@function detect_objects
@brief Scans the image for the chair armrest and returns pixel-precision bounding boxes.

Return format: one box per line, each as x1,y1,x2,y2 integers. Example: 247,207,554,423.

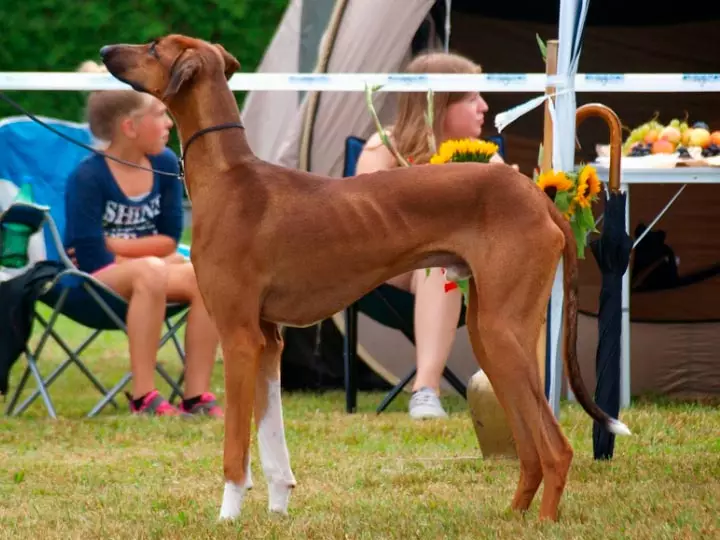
0,201,49,232
43,267,128,303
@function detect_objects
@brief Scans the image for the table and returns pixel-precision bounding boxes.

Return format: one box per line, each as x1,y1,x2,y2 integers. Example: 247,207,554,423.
593,165,720,408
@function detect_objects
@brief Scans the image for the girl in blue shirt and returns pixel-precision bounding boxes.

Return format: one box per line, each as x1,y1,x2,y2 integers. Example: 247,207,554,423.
64,60,221,417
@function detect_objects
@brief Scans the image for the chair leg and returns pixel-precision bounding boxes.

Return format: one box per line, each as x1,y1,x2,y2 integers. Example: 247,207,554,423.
376,367,416,414
36,318,118,408
163,314,187,405
14,326,119,415
344,303,359,413
5,364,31,416
156,363,183,397
11,358,72,416
441,366,468,400
86,372,132,418
5,349,59,419
26,352,57,419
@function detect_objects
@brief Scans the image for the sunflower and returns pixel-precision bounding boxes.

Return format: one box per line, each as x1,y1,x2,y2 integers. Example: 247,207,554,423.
429,138,499,165
535,169,573,197
580,165,602,198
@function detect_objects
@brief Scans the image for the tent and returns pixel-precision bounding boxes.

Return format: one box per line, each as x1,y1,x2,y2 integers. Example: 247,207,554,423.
243,0,720,400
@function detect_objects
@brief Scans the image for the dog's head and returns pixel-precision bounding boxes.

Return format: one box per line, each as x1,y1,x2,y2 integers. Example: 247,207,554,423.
99,34,240,102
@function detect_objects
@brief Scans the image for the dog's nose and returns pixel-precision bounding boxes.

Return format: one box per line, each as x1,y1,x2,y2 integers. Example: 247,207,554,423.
99,45,114,59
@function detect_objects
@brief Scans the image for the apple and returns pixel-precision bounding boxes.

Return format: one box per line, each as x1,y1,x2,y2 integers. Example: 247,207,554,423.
652,139,675,154
682,128,694,146
689,128,711,148
644,129,659,144
659,126,681,144
711,131,720,146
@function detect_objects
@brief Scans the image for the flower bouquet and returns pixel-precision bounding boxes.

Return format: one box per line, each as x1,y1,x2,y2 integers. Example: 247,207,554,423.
534,163,603,259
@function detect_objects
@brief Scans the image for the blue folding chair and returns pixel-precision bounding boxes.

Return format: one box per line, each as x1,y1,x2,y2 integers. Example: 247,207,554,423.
0,116,188,418
339,134,510,413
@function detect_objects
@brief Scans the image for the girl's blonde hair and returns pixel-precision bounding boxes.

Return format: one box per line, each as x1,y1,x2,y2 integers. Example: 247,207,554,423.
391,51,482,165
77,60,152,142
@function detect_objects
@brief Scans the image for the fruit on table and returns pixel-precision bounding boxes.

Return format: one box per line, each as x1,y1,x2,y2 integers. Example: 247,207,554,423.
701,144,720,158
689,128,711,148
659,126,681,144
622,113,715,156
652,139,675,154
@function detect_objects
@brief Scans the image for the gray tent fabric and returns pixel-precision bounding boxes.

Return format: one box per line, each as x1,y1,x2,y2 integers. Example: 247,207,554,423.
240,0,304,162
271,0,437,176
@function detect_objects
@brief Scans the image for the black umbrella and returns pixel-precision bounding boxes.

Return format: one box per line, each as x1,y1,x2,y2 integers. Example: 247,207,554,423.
589,189,633,460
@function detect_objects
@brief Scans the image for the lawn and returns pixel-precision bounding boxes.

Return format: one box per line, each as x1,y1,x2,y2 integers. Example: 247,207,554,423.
1,308,718,539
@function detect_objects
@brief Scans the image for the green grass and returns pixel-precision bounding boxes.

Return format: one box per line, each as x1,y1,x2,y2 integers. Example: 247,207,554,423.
1,310,718,539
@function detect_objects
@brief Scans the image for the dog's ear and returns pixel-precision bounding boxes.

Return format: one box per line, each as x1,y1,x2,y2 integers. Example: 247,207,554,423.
214,44,240,80
163,52,201,100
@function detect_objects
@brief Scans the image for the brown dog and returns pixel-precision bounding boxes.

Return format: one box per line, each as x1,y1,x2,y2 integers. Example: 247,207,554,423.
99,34,630,522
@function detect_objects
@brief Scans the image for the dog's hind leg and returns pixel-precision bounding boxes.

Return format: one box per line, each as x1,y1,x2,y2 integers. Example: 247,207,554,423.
465,283,544,511
254,321,296,515
218,320,265,520
465,227,573,521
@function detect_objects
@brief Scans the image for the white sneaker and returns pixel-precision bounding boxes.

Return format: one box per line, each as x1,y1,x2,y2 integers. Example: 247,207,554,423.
409,387,448,419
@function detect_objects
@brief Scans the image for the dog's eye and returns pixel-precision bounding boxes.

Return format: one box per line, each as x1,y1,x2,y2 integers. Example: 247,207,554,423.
148,41,159,57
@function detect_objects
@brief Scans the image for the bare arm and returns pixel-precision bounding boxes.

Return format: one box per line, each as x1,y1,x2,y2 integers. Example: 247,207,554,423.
355,133,398,175
105,235,177,259
490,151,520,171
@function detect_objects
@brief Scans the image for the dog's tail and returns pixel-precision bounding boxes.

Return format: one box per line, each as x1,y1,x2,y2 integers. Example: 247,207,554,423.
548,199,631,437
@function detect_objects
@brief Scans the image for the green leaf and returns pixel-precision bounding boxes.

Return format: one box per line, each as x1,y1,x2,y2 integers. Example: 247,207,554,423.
554,191,571,213
581,207,595,230
570,219,586,259
536,34,547,63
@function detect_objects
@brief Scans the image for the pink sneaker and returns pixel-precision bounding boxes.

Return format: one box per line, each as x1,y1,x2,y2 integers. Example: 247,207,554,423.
180,392,224,417
128,390,182,416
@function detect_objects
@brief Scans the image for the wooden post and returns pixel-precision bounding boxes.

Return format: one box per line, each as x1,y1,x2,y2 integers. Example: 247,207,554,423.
536,39,559,392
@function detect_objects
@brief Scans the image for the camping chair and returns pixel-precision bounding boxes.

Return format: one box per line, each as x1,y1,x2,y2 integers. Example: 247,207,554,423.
0,116,188,419
341,133,505,414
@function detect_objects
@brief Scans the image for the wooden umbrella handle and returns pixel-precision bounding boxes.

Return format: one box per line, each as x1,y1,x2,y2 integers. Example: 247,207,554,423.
576,103,623,193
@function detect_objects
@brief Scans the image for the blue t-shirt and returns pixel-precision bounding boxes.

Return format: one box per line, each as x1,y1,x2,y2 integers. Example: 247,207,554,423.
64,147,183,274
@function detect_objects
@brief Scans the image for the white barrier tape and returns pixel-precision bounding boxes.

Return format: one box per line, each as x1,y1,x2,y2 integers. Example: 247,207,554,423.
1,72,720,93
494,88,571,133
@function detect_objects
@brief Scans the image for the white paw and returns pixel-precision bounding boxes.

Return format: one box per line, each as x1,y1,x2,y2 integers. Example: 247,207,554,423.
218,481,246,521
268,482,293,515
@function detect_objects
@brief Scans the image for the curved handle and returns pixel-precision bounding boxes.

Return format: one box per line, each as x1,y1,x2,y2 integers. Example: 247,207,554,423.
576,103,622,193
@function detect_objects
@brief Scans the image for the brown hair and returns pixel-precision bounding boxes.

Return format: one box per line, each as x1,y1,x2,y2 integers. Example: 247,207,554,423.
77,60,152,142
390,51,482,165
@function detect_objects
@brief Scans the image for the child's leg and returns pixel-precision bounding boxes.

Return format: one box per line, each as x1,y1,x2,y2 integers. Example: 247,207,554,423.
166,262,219,399
93,257,169,398
410,267,462,393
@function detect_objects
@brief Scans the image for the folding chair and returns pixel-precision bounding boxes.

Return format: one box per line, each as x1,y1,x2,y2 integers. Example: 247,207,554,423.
340,133,506,414
0,116,188,418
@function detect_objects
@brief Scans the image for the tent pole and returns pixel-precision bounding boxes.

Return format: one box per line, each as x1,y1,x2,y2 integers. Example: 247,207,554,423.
538,39,559,399
621,182,631,408
443,0,452,52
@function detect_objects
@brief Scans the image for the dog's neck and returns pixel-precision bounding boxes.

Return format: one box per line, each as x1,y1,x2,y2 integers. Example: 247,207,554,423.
169,76,255,188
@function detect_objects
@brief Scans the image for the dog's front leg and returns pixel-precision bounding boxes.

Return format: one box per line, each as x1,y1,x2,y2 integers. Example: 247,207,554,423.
218,324,265,521
255,322,296,515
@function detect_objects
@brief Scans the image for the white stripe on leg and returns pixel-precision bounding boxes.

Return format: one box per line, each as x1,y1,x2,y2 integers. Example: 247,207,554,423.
218,453,253,520
219,481,247,520
257,379,296,514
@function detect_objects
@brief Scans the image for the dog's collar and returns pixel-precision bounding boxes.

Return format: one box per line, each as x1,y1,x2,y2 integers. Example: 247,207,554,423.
178,121,245,177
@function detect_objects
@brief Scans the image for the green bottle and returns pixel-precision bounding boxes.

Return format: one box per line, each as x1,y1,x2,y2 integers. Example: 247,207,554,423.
1,181,36,269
